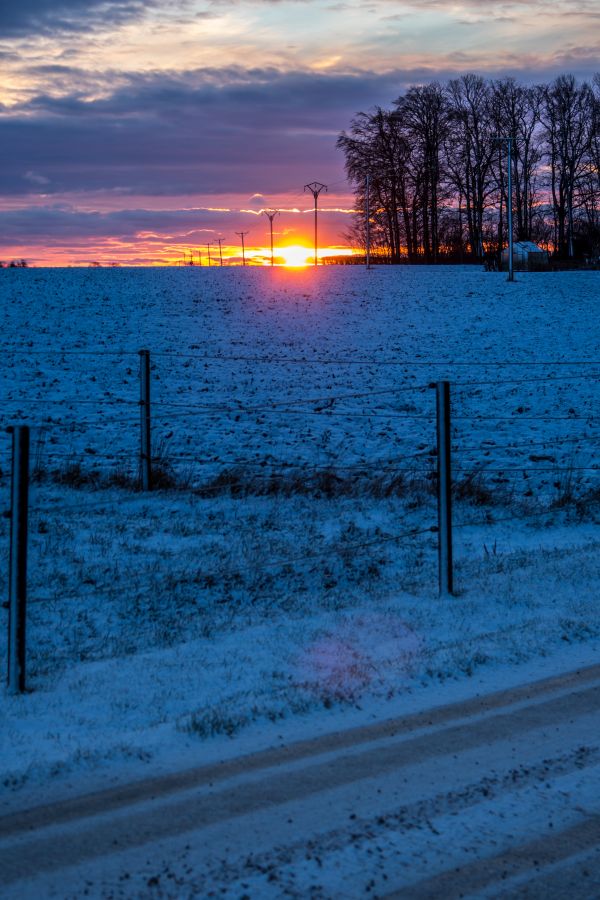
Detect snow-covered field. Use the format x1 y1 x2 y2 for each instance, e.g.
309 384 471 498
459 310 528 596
0 265 598 796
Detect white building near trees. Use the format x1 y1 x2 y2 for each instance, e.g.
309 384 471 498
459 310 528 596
502 241 549 271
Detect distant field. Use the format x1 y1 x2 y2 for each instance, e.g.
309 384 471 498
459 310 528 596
0 265 598 497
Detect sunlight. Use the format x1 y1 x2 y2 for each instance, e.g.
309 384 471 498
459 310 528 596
278 245 311 267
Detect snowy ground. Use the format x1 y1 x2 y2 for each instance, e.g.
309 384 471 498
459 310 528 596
0 264 598 808
0 265 598 492
2 651 600 899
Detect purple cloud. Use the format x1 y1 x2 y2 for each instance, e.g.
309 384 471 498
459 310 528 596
0 68 401 198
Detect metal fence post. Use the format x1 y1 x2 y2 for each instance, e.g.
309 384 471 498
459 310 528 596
7 425 30 693
139 349 152 491
436 382 454 596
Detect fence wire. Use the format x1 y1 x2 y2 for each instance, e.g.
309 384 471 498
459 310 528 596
2 351 598 684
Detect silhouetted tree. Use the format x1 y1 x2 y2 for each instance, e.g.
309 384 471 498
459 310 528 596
337 72 600 263
542 75 594 257
490 79 544 244
393 82 449 262
337 108 415 262
445 75 498 260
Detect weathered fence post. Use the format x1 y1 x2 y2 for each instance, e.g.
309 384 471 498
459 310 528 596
7 425 29 693
436 381 453 596
139 349 152 491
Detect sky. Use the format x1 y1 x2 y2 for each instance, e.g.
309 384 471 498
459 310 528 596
0 0 599 266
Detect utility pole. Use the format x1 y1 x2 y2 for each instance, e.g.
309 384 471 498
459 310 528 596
206 243 212 266
217 238 224 266
197 249 202 266
496 137 514 282
506 138 514 282
263 209 279 266
365 173 371 270
235 231 249 266
304 182 327 267
568 199 574 258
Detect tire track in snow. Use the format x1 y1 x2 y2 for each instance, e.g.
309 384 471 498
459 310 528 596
173 745 600 897
2 661 599 840
1 663 600 890
386 814 600 899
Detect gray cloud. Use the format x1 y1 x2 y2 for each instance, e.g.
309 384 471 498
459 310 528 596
2 0 594 39
0 205 231 240
0 67 401 198
0 0 150 36
1 54 598 257
2 59 597 203
386 0 593 9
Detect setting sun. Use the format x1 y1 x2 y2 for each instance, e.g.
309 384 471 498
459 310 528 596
278 245 312 267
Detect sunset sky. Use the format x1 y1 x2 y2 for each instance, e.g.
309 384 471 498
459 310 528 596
1 0 599 265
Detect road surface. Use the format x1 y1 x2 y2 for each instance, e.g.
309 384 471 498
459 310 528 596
1 663 599 898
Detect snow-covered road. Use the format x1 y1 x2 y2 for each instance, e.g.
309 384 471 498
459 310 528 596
2 662 599 898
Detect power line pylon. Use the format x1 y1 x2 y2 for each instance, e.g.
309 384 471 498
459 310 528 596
217 238 224 266
262 209 279 266
206 243 212 266
235 231 250 266
304 181 327 267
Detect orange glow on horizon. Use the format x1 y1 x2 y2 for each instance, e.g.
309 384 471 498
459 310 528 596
276 245 311 267
2 240 358 268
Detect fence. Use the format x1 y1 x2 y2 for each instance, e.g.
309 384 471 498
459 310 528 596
1 349 598 692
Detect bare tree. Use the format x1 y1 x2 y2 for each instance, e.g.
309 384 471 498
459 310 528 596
490 79 544 245
337 108 416 262
337 72 600 264
393 82 449 262
542 75 594 257
576 74 600 256
445 75 498 260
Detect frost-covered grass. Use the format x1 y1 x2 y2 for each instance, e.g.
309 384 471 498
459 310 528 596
0 479 598 790
0 265 598 789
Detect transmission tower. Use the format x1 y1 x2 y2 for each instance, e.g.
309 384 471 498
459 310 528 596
262 210 279 266
235 231 249 266
217 238 225 266
304 181 327 266
206 243 212 266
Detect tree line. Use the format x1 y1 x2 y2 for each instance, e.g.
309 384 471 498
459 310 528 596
337 73 600 263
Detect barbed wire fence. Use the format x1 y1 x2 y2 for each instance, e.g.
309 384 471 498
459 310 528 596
1 349 598 692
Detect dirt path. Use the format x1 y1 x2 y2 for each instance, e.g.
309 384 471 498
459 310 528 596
1 663 599 898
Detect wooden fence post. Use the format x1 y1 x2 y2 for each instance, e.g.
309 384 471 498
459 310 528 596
139 349 152 491
7 425 29 693
436 381 453 596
